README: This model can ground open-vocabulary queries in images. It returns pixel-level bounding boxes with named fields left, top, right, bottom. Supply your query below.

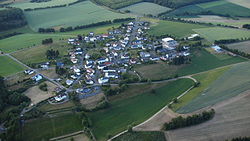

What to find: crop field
left=113, top=131, right=166, bottom=141
left=24, top=1, right=132, bottom=31
left=119, top=2, right=171, bottom=16
left=88, top=79, right=194, bottom=140
left=193, top=27, right=250, bottom=42
left=10, top=0, right=78, bottom=9
left=226, top=0, right=250, bottom=9
left=166, top=0, right=250, bottom=17
left=92, top=0, right=142, bottom=9
left=21, top=114, right=83, bottom=141
left=166, top=91, right=250, bottom=141
left=148, top=20, right=208, bottom=38
left=0, top=55, right=26, bottom=77
left=227, top=41, right=250, bottom=54
left=0, top=33, right=72, bottom=53
left=12, top=42, right=69, bottom=65
left=177, top=62, right=250, bottom=114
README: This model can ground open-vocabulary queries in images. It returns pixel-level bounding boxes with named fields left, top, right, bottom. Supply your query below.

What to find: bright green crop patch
left=88, top=79, right=194, bottom=140
left=0, top=55, right=26, bottom=77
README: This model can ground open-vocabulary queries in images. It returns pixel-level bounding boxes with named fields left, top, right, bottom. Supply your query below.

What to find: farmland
left=148, top=20, right=208, bottom=38
left=226, top=0, right=250, bottom=9
left=113, top=131, right=166, bottom=141
left=193, top=27, right=250, bottom=42
left=24, top=1, right=132, bottom=31
left=177, top=62, right=250, bottom=113
left=0, top=55, right=26, bottom=77
left=119, top=2, right=171, bottom=16
left=88, top=79, right=194, bottom=140
left=227, top=41, right=250, bottom=54
left=92, top=0, right=142, bottom=9
left=0, top=33, right=72, bottom=53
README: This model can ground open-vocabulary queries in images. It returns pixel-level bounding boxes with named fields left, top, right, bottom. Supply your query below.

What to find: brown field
left=57, top=133, right=90, bottom=141
left=24, top=81, right=57, bottom=105
left=165, top=90, right=250, bottom=141
left=80, top=93, right=105, bottom=109
left=40, top=68, right=59, bottom=79
left=38, top=100, right=75, bottom=112
left=227, top=41, right=250, bottom=54
left=226, top=0, right=250, bottom=9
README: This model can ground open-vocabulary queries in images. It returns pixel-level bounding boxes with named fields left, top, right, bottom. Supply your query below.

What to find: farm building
left=162, top=37, right=179, bottom=50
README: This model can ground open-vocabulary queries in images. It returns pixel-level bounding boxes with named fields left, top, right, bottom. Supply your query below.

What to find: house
left=162, top=37, right=178, bottom=50
left=56, top=62, right=64, bottom=68
left=212, top=45, right=223, bottom=53
left=150, top=57, right=160, bottom=61
left=97, top=64, right=106, bottom=70
left=54, top=94, right=67, bottom=102
left=103, top=67, right=116, bottom=73
left=97, top=58, right=109, bottom=64
left=187, top=34, right=199, bottom=40
left=98, top=77, right=109, bottom=84
left=32, top=74, right=43, bottom=82
left=105, top=72, right=118, bottom=78
left=86, top=79, right=94, bottom=85
left=140, top=52, right=151, bottom=58
left=24, top=69, right=34, bottom=75
left=66, top=79, right=74, bottom=86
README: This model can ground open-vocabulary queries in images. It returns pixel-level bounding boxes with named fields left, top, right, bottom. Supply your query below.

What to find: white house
left=162, top=37, right=178, bottom=50
left=66, top=79, right=74, bottom=86
left=98, top=77, right=109, bottom=84
left=32, top=74, right=43, bottom=82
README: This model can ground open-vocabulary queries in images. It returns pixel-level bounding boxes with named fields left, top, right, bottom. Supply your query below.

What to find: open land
left=226, top=0, right=250, bottom=9
left=0, top=55, right=26, bottom=76
left=113, top=131, right=166, bottom=141
left=227, top=40, right=250, bottom=54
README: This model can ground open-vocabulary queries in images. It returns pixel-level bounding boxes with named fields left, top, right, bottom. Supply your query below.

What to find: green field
left=193, top=27, right=250, bottom=42
left=0, top=33, right=72, bottom=53
left=0, top=55, right=26, bottom=77
left=119, top=2, right=171, bottom=16
left=148, top=20, right=208, bottom=38
left=227, top=0, right=250, bottom=9
left=92, top=0, right=142, bottom=9
left=24, top=1, right=132, bottom=31
left=12, top=42, right=69, bottom=65
left=88, top=79, right=194, bottom=140
left=166, top=0, right=250, bottom=17
left=10, top=0, right=78, bottom=9
left=177, top=61, right=250, bottom=113
left=22, top=113, right=83, bottom=141
left=227, top=41, right=250, bottom=54
left=113, top=131, right=166, bottom=141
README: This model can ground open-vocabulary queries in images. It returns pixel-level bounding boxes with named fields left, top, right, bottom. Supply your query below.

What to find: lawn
left=177, top=61, right=250, bottom=113
left=24, top=1, right=132, bottom=31
left=171, top=66, right=230, bottom=111
left=0, top=55, right=26, bottom=77
left=88, top=78, right=194, bottom=140
left=148, top=20, right=208, bottom=38
left=22, top=113, right=83, bottom=141
left=119, top=2, right=171, bottom=16
left=12, top=42, right=69, bottom=65
left=113, top=131, right=166, bottom=141
left=193, top=27, right=250, bottom=42
left=0, top=33, right=72, bottom=53
left=10, top=0, right=78, bottom=9
left=227, top=41, right=250, bottom=54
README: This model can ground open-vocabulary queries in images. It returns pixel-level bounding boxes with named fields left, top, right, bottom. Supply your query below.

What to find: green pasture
left=88, top=79, right=194, bottom=140
left=177, top=62, right=250, bottom=113
left=24, top=1, right=132, bottom=31
left=113, top=131, right=166, bottom=141
left=0, top=55, right=26, bottom=77
left=119, top=2, right=171, bottom=16
left=227, top=41, right=250, bottom=54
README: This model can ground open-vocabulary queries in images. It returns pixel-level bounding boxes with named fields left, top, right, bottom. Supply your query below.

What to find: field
left=92, top=0, right=142, bottom=9
left=21, top=113, right=83, bottom=141
left=148, top=20, right=208, bottom=38
left=166, top=90, right=250, bottom=141
left=88, top=79, right=194, bottom=140
left=193, top=27, right=250, bottom=42
left=58, top=133, right=90, bottom=141
left=119, top=2, right=171, bottom=16
left=227, top=41, right=250, bottom=54
left=113, top=131, right=166, bottom=141
left=24, top=1, right=132, bottom=31
left=0, top=33, right=72, bottom=53
left=0, top=55, right=26, bottom=77
left=12, top=42, right=69, bottom=65
left=166, top=0, right=250, bottom=17
left=10, top=0, right=78, bottom=9
left=226, top=0, right=250, bottom=9
left=177, top=62, right=250, bottom=113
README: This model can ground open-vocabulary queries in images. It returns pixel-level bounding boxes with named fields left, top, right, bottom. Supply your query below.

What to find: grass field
left=113, top=131, right=166, bottom=141
left=166, top=0, right=250, bottom=17
left=12, top=42, right=69, bottom=65
left=24, top=1, right=132, bottom=31
left=10, top=0, right=78, bottom=9
left=22, top=113, right=83, bottom=141
left=92, top=0, right=142, bottom=9
left=226, top=0, right=250, bottom=9
left=119, top=2, right=171, bottom=16
left=88, top=79, right=194, bottom=140
left=193, top=27, right=250, bottom=42
left=0, top=55, right=26, bottom=77
left=0, top=33, right=72, bottom=53
left=148, top=20, right=208, bottom=38
left=177, top=62, right=250, bottom=113
left=227, top=41, right=250, bottom=54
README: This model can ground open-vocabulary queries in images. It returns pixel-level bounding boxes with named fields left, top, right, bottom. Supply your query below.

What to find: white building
left=162, top=37, right=178, bottom=50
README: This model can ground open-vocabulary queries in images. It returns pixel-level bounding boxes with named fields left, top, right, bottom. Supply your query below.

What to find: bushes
left=220, top=45, right=250, bottom=59
left=39, top=83, right=48, bottom=91
left=242, top=24, right=250, bottom=29
left=38, top=28, right=55, bottom=33
left=227, top=137, right=250, bottom=141
left=42, top=38, right=53, bottom=44
left=163, top=109, right=215, bottom=130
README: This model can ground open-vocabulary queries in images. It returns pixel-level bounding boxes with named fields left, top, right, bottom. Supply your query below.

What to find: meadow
left=113, top=131, right=166, bottom=141
left=24, top=1, right=132, bottom=31
left=193, top=27, right=250, bottom=42
left=148, top=20, right=208, bottom=38
left=10, top=0, right=78, bottom=9
left=177, top=62, right=250, bottom=113
left=0, top=33, right=72, bottom=53
left=88, top=79, right=194, bottom=140
left=0, top=55, right=26, bottom=77
left=226, top=0, right=250, bottom=9
left=119, top=2, right=171, bottom=16
left=227, top=41, right=250, bottom=54
left=92, top=0, right=142, bottom=9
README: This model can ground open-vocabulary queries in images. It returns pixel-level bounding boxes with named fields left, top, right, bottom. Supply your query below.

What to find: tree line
left=42, top=38, right=53, bottom=44
left=220, top=45, right=250, bottom=59
left=226, top=137, right=250, bottom=141
left=242, top=24, right=250, bottom=29
left=163, top=109, right=215, bottom=130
